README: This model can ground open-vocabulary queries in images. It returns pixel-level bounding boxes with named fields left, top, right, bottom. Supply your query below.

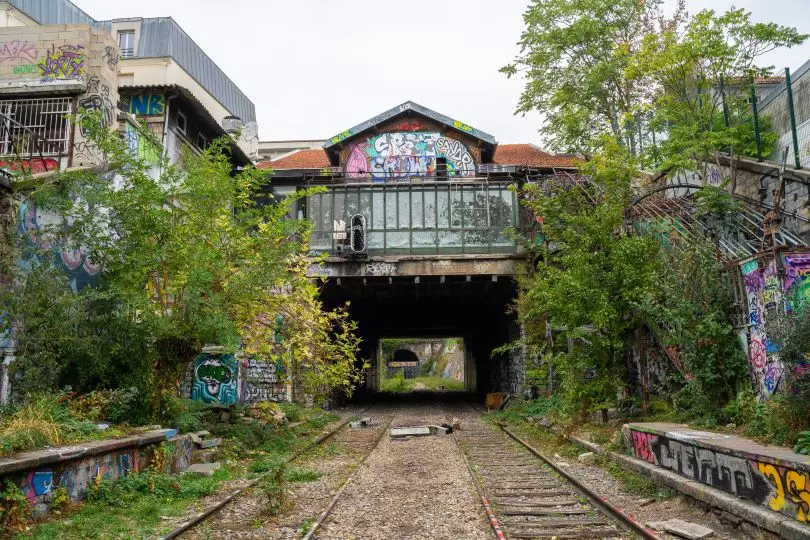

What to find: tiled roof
left=493, top=144, right=579, bottom=168
left=258, top=144, right=578, bottom=170
left=257, top=149, right=329, bottom=170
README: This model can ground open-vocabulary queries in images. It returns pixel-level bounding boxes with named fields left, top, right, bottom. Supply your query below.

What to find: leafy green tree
left=4, top=113, right=364, bottom=413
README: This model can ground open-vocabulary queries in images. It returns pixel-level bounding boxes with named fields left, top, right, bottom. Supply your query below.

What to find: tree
left=502, top=0, right=673, bottom=153
left=5, top=112, right=364, bottom=412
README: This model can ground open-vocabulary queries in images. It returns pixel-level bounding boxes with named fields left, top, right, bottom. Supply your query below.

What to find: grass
left=285, top=467, right=323, bottom=483
left=594, top=454, right=674, bottom=499
left=379, top=374, right=465, bottom=392
left=0, top=395, right=126, bottom=456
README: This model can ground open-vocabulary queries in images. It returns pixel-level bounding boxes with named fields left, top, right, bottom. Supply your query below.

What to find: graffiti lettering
left=784, top=254, right=810, bottom=309
left=38, top=44, right=85, bottom=82
left=452, top=119, right=474, bottom=133
left=346, top=132, right=475, bottom=180
left=631, top=430, right=655, bottom=463
left=707, top=165, right=722, bottom=186
left=191, top=353, right=238, bottom=405
left=12, top=63, right=36, bottom=74
left=329, top=129, right=352, bottom=145
left=102, top=45, right=118, bottom=71
left=128, top=93, right=165, bottom=116
left=78, top=86, right=114, bottom=138
left=0, top=39, right=37, bottom=64
left=364, top=262, right=396, bottom=276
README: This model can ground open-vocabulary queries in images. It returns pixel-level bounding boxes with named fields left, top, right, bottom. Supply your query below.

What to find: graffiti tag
left=38, top=44, right=85, bottom=82
left=0, top=40, right=37, bottom=64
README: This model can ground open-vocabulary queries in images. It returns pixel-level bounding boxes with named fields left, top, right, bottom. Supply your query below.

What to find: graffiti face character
left=196, top=359, right=233, bottom=398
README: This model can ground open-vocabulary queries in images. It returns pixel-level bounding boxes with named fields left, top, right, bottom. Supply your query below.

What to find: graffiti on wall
left=124, top=123, right=161, bottom=167
left=79, top=77, right=114, bottom=137
left=629, top=429, right=810, bottom=523
left=741, top=259, right=784, bottom=396
left=784, top=254, right=810, bottom=309
left=191, top=353, right=238, bottom=405
left=102, top=45, right=118, bottom=71
left=16, top=202, right=101, bottom=292
left=241, top=356, right=286, bottom=403
left=127, top=94, right=165, bottom=116
left=345, top=132, right=475, bottom=180
left=38, top=44, right=85, bottom=82
left=0, top=158, right=58, bottom=175
left=0, top=40, right=37, bottom=64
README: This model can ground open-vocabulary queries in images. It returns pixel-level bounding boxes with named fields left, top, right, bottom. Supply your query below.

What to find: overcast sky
left=73, top=0, right=810, bottom=145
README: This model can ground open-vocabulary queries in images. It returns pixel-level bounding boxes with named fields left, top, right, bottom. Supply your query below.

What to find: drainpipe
left=160, top=91, right=179, bottom=172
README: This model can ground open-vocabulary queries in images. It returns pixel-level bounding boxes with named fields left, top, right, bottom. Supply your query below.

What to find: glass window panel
left=346, top=189, right=359, bottom=219
left=465, top=229, right=488, bottom=247
left=412, top=230, right=436, bottom=248
left=386, top=231, right=408, bottom=249
left=424, top=188, right=437, bottom=229
left=360, top=190, right=373, bottom=226
left=310, top=232, right=330, bottom=251
left=472, top=187, right=488, bottom=228
left=450, top=188, right=462, bottom=228
left=372, top=190, right=385, bottom=229
left=439, top=230, right=462, bottom=247
left=437, top=189, right=449, bottom=228
left=398, top=189, right=410, bottom=229
left=320, top=191, right=332, bottom=231
left=411, top=188, right=424, bottom=229
left=368, top=231, right=384, bottom=250
left=501, top=189, right=515, bottom=227
left=333, top=191, right=345, bottom=229
left=385, top=188, right=397, bottom=229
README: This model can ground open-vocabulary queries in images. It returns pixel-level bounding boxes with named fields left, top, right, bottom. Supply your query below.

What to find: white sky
left=73, top=0, right=810, bottom=145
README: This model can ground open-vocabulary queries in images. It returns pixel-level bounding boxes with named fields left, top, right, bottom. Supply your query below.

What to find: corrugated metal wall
left=8, top=0, right=94, bottom=25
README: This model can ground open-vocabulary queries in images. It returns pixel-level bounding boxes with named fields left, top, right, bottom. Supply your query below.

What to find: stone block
left=192, top=448, right=219, bottom=464
left=662, top=519, right=714, bottom=539
left=185, top=462, right=220, bottom=477
left=198, top=438, right=221, bottom=449
left=390, top=427, right=430, bottom=437
left=428, top=425, right=450, bottom=436
left=577, top=451, right=596, bottom=464
left=451, top=417, right=461, bottom=431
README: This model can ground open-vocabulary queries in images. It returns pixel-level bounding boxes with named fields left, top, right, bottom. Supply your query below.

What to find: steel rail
left=497, top=423, right=659, bottom=539
left=452, top=425, right=507, bottom=539
left=301, top=416, right=394, bottom=540
left=161, top=409, right=370, bottom=540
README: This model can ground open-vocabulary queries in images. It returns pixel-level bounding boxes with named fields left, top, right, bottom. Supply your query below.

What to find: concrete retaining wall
left=624, top=423, right=810, bottom=527
left=0, top=428, right=192, bottom=515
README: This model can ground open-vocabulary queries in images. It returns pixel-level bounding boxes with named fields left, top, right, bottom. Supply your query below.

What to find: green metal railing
left=306, top=180, right=519, bottom=255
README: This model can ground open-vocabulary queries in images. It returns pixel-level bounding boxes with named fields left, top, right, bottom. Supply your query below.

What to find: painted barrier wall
left=626, top=425, right=810, bottom=524
left=0, top=431, right=193, bottom=516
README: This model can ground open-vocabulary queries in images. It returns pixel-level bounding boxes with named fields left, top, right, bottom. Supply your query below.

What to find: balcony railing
left=0, top=98, right=72, bottom=157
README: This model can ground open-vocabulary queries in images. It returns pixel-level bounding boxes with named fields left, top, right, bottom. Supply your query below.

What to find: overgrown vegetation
left=503, top=0, right=808, bottom=443
left=1, top=110, right=365, bottom=424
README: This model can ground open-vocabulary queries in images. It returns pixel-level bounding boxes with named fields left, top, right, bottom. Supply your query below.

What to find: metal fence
left=0, top=97, right=73, bottom=156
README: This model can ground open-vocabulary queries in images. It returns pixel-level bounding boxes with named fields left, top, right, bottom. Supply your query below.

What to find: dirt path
left=316, top=402, right=490, bottom=539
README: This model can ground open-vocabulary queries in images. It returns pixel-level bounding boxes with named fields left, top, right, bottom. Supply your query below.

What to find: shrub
left=0, top=394, right=98, bottom=455
left=0, top=479, right=29, bottom=532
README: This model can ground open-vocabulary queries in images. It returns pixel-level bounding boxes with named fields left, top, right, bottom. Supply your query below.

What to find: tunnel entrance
left=379, top=337, right=465, bottom=393
left=318, top=274, right=520, bottom=397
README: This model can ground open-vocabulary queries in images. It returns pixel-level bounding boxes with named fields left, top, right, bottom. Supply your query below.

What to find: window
left=176, top=110, right=187, bottom=136
left=197, top=133, right=207, bottom=150
left=118, top=30, right=135, bottom=58
left=0, top=98, right=72, bottom=156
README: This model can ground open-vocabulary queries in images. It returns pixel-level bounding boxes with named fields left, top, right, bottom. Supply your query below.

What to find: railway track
left=455, top=411, right=657, bottom=540
left=162, top=409, right=390, bottom=539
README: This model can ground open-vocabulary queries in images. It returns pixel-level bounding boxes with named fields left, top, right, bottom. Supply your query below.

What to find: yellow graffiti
left=452, top=119, right=473, bottom=132
left=329, top=130, right=352, bottom=144
left=758, top=462, right=786, bottom=511
left=785, top=470, right=810, bottom=522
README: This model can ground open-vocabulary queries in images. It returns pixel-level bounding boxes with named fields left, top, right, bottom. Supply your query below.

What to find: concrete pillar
left=0, top=352, right=12, bottom=405
left=463, top=338, right=477, bottom=392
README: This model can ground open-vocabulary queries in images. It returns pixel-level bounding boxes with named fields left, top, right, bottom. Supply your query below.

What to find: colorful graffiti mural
left=127, top=94, right=165, bottom=116
left=784, top=254, right=810, bottom=308
left=0, top=158, right=58, bottom=175
left=741, top=259, right=784, bottom=396
left=16, top=201, right=101, bottom=292
left=345, top=132, right=475, bottom=180
left=629, top=428, right=810, bottom=523
left=79, top=77, right=114, bottom=137
left=38, top=44, right=85, bottom=82
left=191, top=353, right=238, bottom=405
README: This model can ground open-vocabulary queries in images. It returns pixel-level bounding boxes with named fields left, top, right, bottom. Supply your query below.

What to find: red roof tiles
left=257, top=144, right=578, bottom=170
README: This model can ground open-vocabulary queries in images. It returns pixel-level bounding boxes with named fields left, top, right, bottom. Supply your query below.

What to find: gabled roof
left=258, top=144, right=579, bottom=171
left=323, top=101, right=497, bottom=149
